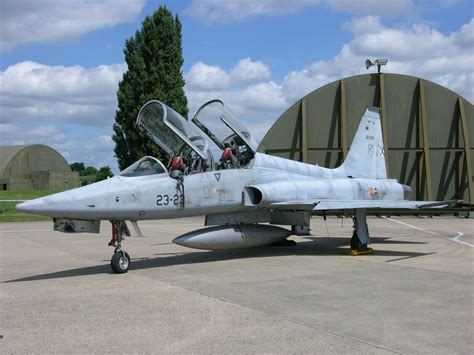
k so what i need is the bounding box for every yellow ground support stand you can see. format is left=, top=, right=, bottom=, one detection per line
left=349, top=248, right=374, bottom=256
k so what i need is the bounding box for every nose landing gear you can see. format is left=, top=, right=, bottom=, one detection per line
left=109, top=221, right=131, bottom=273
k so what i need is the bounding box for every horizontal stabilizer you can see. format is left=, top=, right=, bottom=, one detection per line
left=416, top=199, right=463, bottom=209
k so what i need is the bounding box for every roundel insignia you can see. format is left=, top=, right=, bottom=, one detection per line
left=368, top=187, right=377, bottom=197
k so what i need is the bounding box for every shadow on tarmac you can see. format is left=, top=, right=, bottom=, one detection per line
left=4, top=237, right=433, bottom=283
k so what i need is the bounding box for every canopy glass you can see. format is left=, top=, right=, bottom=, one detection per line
left=137, top=100, right=209, bottom=160
left=191, top=100, right=258, bottom=152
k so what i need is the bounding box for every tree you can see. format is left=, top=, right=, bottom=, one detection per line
left=96, top=166, right=114, bottom=182
left=70, top=162, right=86, bottom=176
left=84, top=166, right=97, bottom=176
left=112, top=5, right=188, bottom=170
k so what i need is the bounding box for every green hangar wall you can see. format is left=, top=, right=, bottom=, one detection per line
left=258, top=73, right=473, bottom=208
left=0, top=144, right=80, bottom=191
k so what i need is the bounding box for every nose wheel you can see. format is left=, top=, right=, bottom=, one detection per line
left=111, top=250, right=130, bottom=273
left=109, top=221, right=131, bottom=273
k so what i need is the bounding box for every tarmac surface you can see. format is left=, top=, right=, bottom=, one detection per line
left=1, top=216, right=473, bottom=353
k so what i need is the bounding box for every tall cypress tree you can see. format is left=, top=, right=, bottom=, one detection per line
left=113, top=6, right=188, bottom=170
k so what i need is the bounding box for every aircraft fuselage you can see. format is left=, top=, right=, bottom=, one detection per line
left=18, top=153, right=406, bottom=221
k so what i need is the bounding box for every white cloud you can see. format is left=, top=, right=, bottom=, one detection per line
left=184, top=0, right=321, bottom=24
left=185, top=58, right=288, bottom=119
left=326, top=0, right=414, bottom=17
left=0, top=0, right=145, bottom=51
left=184, top=0, right=414, bottom=24
left=26, top=125, right=65, bottom=142
left=0, top=123, right=16, bottom=134
left=0, top=61, right=126, bottom=126
left=187, top=58, right=272, bottom=91
left=238, top=82, right=286, bottom=111
left=282, top=17, right=474, bottom=103
left=452, top=19, right=474, bottom=49
left=349, top=24, right=450, bottom=60
left=185, top=59, right=289, bottom=144
left=0, top=61, right=126, bottom=171
left=186, top=62, right=231, bottom=90
left=344, top=15, right=384, bottom=34
left=230, top=58, right=272, bottom=83
left=52, top=135, right=116, bottom=169
left=187, top=17, right=473, bottom=144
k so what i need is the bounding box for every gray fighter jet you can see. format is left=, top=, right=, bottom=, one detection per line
left=16, top=100, right=454, bottom=273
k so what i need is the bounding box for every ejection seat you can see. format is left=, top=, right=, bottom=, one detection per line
left=219, top=144, right=237, bottom=169
left=169, top=155, right=186, bottom=178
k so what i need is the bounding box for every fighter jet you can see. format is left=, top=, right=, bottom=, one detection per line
left=16, top=100, right=455, bottom=273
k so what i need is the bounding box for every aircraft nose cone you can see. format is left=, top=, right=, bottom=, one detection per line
left=16, top=199, right=46, bottom=214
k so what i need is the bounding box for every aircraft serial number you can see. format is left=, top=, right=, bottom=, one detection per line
left=157, top=194, right=182, bottom=206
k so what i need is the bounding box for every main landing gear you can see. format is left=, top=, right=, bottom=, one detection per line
left=349, top=209, right=373, bottom=256
left=109, top=220, right=131, bottom=273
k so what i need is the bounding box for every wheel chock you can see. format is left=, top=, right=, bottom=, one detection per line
left=348, top=248, right=374, bottom=256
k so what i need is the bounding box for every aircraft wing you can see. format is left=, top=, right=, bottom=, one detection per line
left=270, top=199, right=461, bottom=211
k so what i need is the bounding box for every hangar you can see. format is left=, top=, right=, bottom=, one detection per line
left=0, top=144, right=79, bottom=191
left=258, top=73, right=473, bottom=210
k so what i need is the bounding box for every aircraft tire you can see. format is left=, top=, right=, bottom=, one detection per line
left=111, top=251, right=130, bottom=274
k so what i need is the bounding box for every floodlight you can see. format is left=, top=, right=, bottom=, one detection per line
left=365, top=58, right=388, bottom=73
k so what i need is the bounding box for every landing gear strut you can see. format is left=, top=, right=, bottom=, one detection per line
left=350, top=231, right=365, bottom=251
left=349, top=209, right=373, bottom=255
left=109, top=221, right=131, bottom=273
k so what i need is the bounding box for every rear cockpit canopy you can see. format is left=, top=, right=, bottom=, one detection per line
left=191, top=100, right=257, bottom=153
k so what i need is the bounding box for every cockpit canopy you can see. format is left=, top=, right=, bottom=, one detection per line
left=137, top=101, right=209, bottom=160
left=191, top=99, right=258, bottom=152
left=136, top=99, right=256, bottom=174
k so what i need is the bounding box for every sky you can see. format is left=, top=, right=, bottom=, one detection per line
left=0, top=0, right=473, bottom=172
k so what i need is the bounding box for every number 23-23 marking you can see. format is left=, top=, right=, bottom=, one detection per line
left=157, top=194, right=181, bottom=206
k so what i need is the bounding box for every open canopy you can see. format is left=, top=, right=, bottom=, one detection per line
left=191, top=100, right=258, bottom=153
left=137, top=100, right=208, bottom=160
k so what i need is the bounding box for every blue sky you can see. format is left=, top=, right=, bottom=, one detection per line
left=1, top=0, right=473, bottom=172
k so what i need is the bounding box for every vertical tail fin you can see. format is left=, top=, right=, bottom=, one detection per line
left=339, top=107, right=387, bottom=179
